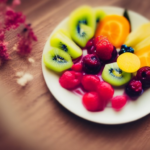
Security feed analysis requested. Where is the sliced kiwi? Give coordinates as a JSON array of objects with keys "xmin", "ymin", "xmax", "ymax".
[
  {"xmin": 43, "ymin": 48, "xmax": 73, "ymax": 73},
  {"xmin": 69, "ymin": 6, "xmax": 96, "ymax": 47},
  {"xmin": 102, "ymin": 62, "xmax": 131, "ymax": 86},
  {"xmin": 58, "ymin": 29, "xmax": 71, "ymax": 39},
  {"xmin": 95, "ymin": 9, "xmax": 107, "ymax": 25},
  {"xmin": 50, "ymin": 29, "xmax": 82, "ymax": 59}
]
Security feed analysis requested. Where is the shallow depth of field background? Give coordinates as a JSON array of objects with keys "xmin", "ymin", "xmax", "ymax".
[{"xmin": 0, "ymin": 0, "xmax": 150, "ymax": 150}]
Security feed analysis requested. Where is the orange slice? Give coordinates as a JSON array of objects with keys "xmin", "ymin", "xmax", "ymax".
[
  {"xmin": 95, "ymin": 15, "xmax": 130, "ymax": 48},
  {"xmin": 117, "ymin": 53, "xmax": 141, "ymax": 73},
  {"xmin": 135, "ymin": 45, "xmax": 150, "ymax": 67}
]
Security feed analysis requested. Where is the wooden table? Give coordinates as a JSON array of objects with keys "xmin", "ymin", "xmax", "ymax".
[{"xmin": 0, "ymin": 0, "xmax": 150, "ymax": 149}]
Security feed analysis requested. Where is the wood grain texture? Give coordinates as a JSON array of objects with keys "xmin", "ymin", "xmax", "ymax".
[{"xmin": 1, "ymin": 0, "xmax": 150, "ymax": 150}]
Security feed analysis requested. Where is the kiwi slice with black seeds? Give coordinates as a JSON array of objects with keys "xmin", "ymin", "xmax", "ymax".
[
  {"xmin": 95, "ymin": 9, "xmax": 107, "ymax": 25},
  {"xmin": 50, "ymin": 29, "xmax": 82, "ymax": 59},
  {"xmin": 102, "ymin": 62, "xmax": 131, "ymax": 86},
  {"xmin": 43, "ymin": 48, "xmax": 73, "ymax": 73},
  {"xmin": 69, "ymin": 6, "xmax": 96, "ymax": 47}
]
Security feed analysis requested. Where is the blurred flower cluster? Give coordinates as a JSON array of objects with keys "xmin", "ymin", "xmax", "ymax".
[{"xmin": 0, "ymin": 0, "xmax": 37, "ymax": 65}]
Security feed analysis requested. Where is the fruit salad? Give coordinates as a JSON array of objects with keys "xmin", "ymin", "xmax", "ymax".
[{"xmin": 43, "ymin": 6, "xmax": 150, "ymax": 112}]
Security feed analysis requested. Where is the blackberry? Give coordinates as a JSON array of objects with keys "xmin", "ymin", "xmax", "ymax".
[
  {"xmin": 119, "ymin": 44, "xmax": 134, "ymax": 55},
  {"xmin": 125, "ymin": 79, "xmax": 143, "ymax": 98},
  {"xmin": 136, "ymin": 67, "xmax": 150, "ymax": 88}
]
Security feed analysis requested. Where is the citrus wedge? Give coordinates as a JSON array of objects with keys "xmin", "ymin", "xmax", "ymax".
[
  {"xmin": 135, "ymin": 46, "xmax": 150, "ymax": 67},
  {"xmin": 95, "ymin": 15, "xmax": 130, "ymax": 48}
]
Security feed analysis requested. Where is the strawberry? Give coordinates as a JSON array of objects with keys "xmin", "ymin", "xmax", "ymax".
[
  {"xmin": 97, "ymin": 82, "xmax": 114, "ymax": 106},
  {"xmin": 71, "ymin": 62, "xmax": 82, "ymax": 72},
  {"xmin": 82, "ymin": 92, "xmax": 103, "ymax": 111},
  {"xmin": 96, "ymin": 38, "xmax": 114, "ymax": 60},
  {"xmin": 81, "ymin": 75, "xmax": 100, "ymax": 91},
  {"xmin": 59, "ymin": 71, "xmax": 82, "ymax": 90},
  {"xmin": 111, "ymin": 96, "xmax": 127, "ymax": 111}
]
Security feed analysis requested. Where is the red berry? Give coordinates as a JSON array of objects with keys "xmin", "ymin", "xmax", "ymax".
[
  {"xmin": 111, "ymin": 96, "xmax": 127, "ymax": 111},
  {"xmin": 136, "ymin": 67, "xmax": 150, "ymax": 88},
  {"xmin": 71, "ymin": 62, "xmax": 82, "ymax": 72},
  {"xmin": 81, "ymin": 75, "xmax": 100, "ymax": 91},
  {"xmin": 96, "ymin": 38, "xmax": 114, "ymax": 60},
  {"xmin": 82, "ymin": 92, "xmax": 103, "ymax": 111},
  {"xmin": 94, "ymin": 35, "xmax": 107, "ymax": 46},
  {"xmin": 97, "ymin": 82, "xmax": 114, "ymax": 106},
  {"xmin": 82, "ymin": 54, "xmax": 101, "ymax": 74},
  {"xmin": 86, "ymin": 38, "xmax": 96, "ymax": 54},
  {"xmin": 59, "ymin": 71, "xmax": 82, "ymax": 90},
  {"xmin": 86, "ymin": 38, "xmax": 94, "ymax": 48},
  {"xmin": 126, "ymin": 79, "xmax": 143, "ymax": 98}
]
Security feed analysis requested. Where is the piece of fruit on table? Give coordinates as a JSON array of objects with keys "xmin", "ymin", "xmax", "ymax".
[
  {"xmin": 136, "ymin": 67, "xmax": 150, "ymax": 88},
  {"xmin": 95, "ymin": 9, "xmax": 107, "ymax": 26},
  {"xmin": 95, "ymin": 36, "xmax": 114, "ymax": 60},
  {"xmin": 50, "ymin": 29, "xmax": 82, "ymax": 59},
  {"xmin": 58, "ymin": 29, "xmax": 71, "ymax": 39},
  {"xmin": 134, "ymin": 36, "xmax": 150, "ymax": 52},
  {"xmin": 95, "ymin": 15, "xmax": 130, "ymax": 48},
  {"xmin": 134, "ymin": 46, "xmax": 150, "ymax": 67},
  {"xmin": 96, "ymin": 82, "xmax": 114, "ymax": 107},
  {"xmin": 117, "ymin": 52, "xmax": 141, "ymax": 73},
  {"xmin": 125, "ymin": 79, "xmax": 143, "ymax": 98},
  {"xmin": 82, "ymin": 54, "xmax": 101, "ymax": 74},
  {"xmin": 82, "ymin": 92, "xmax": 103, "ymax": 111},
  {"xmin": 111, "ymin": 96, "xmax": 127, "ymax": 111},
  {"xmin": 59, "ymin": 71, "xmax": 82, "ymax": 90},
  {"xmin": 102, "ymin": 62, "xmax": 131, "ymax": 86},
  {"xmin": 124, "ymin": 22, "xmax": 150, "ymax": 47},
  {"xmin": 43, "ymin": 48, "xmax": 73, "ymax": 73},
  {"xmin": 68, "ymin": 6, "xmax": 96, "ymax": 47}
]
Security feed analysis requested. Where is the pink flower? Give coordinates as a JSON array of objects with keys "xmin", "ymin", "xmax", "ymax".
[
  {"xmin": 17, "ymin": 24, "xmax": 37, "ymax": 55},
  {"xmin": 0, "ymin": 42, "xmax": 9, "ymax": 64},
  {"xmin": 5, "ymin": 8, "xmax": 26, "ymax": 30},
  {"xmin": 12, "ymin": 0, "xmax": 21, "ymax": 8},
  {"xmin": 0, "ymin": 30, "xmax": 5, "ymax": 41},
  {"xmin": 0, "ymin": 0, "xmax": 8, "ymax": 3}
]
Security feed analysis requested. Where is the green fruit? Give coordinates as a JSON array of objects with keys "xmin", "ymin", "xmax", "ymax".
[
  {"xmin": 69, "ymin": 6, "xmax": 96, "ymax": 47},
  {"xmin": 50, "ymin": 29, "xmax": 82, "ymax": 59},
  {"xmin": 95, "ymin": 9, "xmax": 107, "ymax": 24},
  {"xmin": 43, "ymin": 48, "xmax": 73, "ymax": 73},
  {"xmin": 58, "ymin": 29, "xmax": 71, "ymax": 39},
  {"xmin": 102, "ymin": 62, "xmax": 131, "ymax": 86}
]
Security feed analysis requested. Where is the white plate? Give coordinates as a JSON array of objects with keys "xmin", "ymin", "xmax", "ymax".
[{"xmin": 42, "ymin": 6, "xmax": 150, "ymax": 125}]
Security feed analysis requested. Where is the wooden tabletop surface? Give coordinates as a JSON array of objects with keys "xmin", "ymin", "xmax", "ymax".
[{"xmin": 1, "ymin": 0, "xmax": 150, "ymax": 150}]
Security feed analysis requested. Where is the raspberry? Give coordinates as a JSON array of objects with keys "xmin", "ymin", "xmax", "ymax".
[
  {"xmin": 82, "ymin": 54, "xmax": 101, "ymax": 74},
  {"xmin": 96, "ymin": 38, "xmax": 114, "ymax": 60},
  {"xmin": 96, "ymin": 82, "xmax": 114, "ymax": 106},
  {"xmin": 59, "ymin": 71, "xmax": 82, "ymax": 90},
  {"xmin": 125, "ymin": 79, "xmax": 143, "ymax": 98},
  {"xmin": 136, "ymin": 67, "xmax": 150, "ymax": 88},
  {"xmin": 81, "ymin": 75, "xmax": 100, "ymax": 91},
  {"xmin": 82, "ymin": 92, "xmax": 103, "ymax": 111},
  {"xmin": 71, "ymin": 62, "xmax": 82, "ymax": 72},
  {"xmin": 111, "ymin": 96, "xmax": 127, "ymax": 110}
]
